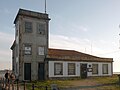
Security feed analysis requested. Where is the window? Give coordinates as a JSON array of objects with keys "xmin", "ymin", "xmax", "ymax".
[
  {"xmin": 38, "ymin": 46, "xmax": 44, "ymax": 55},
  {"xmin": 25, "ymin": 21, "xmax": 32, "ymax": 33},
  {"xmin": 102, "ymin": 64, "xmax": 108, "ymax": 74},
  {"xmin": 54, "ymin": 63, "xmax": 63, "ymax": 75},
  {"xmin": 68, "ymin": 63, "xmax": 75, "ymax": 75},
  {"xmin": 37, "ymin": 23, "xmax": 45, "ymax": 34},
  {"xmin": 92, "ymin": 64, "xmax": 98, "ymax": 74},
  {"xmin": 24, "ymin": 44, "xmax": 32, "ymax": 55}
]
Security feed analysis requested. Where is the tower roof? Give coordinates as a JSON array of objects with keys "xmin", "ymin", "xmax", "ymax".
[{"xmin": 14, "ymin": 8, "xmax": 50, "ymax": 24}]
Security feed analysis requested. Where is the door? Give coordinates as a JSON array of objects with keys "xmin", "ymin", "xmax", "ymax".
[
  {"xmin": 24, "ymin": 63, "xmax": 31, "ymax": 80},
  {"xmin": 38, "ymin": 63, "xmax": 44, "ymax": 80},
  {"xmin": 80, "ymin": 64, "xmax": 87, "ymax": 79}
]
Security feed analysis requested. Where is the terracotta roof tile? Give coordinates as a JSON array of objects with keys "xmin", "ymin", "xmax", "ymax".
[{"xmin": 47, "ymin": 48, "xmax": 113, "ymax": 62}]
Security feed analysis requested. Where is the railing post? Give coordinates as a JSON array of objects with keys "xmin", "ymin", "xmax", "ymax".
[
  {"xmin": 12, "ymin": 80, "xmax": 14, "ymax": 90},
  {"xmin": 45, "ymin": 86, "xmax": 48, "ymax": 90},
  {"xmin": 118, "ymin": 75, "xmax": 120, "ymax": 87},
  {"xmin": 8, "ymin": 80, "xmax": 10, "ymax": 90},
  {"xmin": 3, "ymin": 78, "xmax": 4, "ymax": 88},
  {"xmin": 32, "ymin": 84, "xmax": 34, "ymax": 90},
  {"xmin": 17, "ymin": 79, "xmax": 19, "ymax": 90},
  {"xmin": 23, "ymin": 81, "xmax": 26, "ymax": 90}
]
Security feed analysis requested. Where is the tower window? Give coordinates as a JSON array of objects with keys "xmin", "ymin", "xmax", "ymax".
[
  {"xmin": 24, "ymin": 44, "xmax": 32, "ymax": 55},
  {"xmin": 37, "ymin": 23, "xmax": 45, "ymax": 35},
  {"xmin": 38, "ymin": 46, "xmax": 44, "ymax": 55},
  {"xmin": 25, "ymin": 21, "xmax": 32, "ymax": 33}
]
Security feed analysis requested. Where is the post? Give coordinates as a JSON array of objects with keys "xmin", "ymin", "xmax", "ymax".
[
  {"xmin": 3, "ymin": 78, "xmax": 4, "ymax": 88},
  {"xmin": 23, "ymin": 81, "xmax": 26, "ymax": 90},
  {"xmin": 17, "ymin": 79, "xmax": 19, "ymax": 90},
  {"xmin": 45, "ymin": 86, "xmax": 48, "ymax": 90},
  {"xmin": 45, "ymin": 0, "xmax": 46, "ymax": 13},
  {"xmin": 118, "ymin": 74, "xmax": 120, "ymax": 87},
  {"xmin": 8, "ymin": 80, "xmax": 10, "ymax": 90},
  {"xmin": 12, "ymin": 81, "xmax": 14, "ymax": 90},
  {"xmin": 32, "ymin": 84, "xmax": 34, "ymax": 90}
]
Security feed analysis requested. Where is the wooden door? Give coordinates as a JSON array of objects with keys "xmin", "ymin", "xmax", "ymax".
[
  {"xmin": 38, "ymin": 63, "xmax": 45, "ymax": 80},
  {"xmin": 24, "ymin": 63, "xmax": 31, "ymax": 80},
  {"xmin": 80, "ymin": 64, "xmax": 87, "ymax": 79}
]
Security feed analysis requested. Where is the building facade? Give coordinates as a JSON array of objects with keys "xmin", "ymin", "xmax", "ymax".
[
  {"xmin": 47, "ymin": 49, "xmax": 113, "ymax": 79},
  {"xmin": 11, "ymin": 9, "xmax": 50, "ymax": 81},
  {"xmin": 11, "ymin": 9, "xmax": 113, "ymax": 81}
]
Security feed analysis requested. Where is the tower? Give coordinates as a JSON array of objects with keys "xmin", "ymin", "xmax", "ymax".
[{"xmin": 11, "ymin": 9, "xmax": 50, "ymax": 81}]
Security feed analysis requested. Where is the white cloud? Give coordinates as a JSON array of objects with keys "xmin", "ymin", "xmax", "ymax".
[
  {"xmin": 0, "ymin": 32, "xmax": 14, "ymax": 42},
  {"xmin": 0, "ymin": 61, "xmax": 11, "ymax": 70},
  {"xmin": 0, "ymin": 32, "xmax": 14, "ymax": 70},
  {"xmin": 49, "ymin": 34, "xmax": 120, "ymax": 57},
  {"xmin": 4, "ymin": 8, "xmax": 10, "ymax": 14},
  {"xmin": 49, "ymin": 34, "xmax": 103, "ymax": 54},
  {"xmin": 49, "ymin": 34, "xmax": 120, "ymax": 72},
  {"xmin": 0, "ymin": 8, "xmax": 11, "ymax": 14},
  {"xmin": 51, "ymin": 15, "xmax": 88, "ymax": 33},
  {"xmin": 71, "ymin": 24, "xmax": 88, "ymax": 32}
]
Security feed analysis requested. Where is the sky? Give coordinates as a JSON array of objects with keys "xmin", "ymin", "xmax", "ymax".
[{"xmin": 0, "ymin": 0, "xmax": 120, "ymax": 72}]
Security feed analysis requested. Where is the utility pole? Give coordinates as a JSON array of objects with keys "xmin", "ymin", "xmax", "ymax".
[{"xmin": 45, "ymin": 0, "xmax": 46, "ymax": 13}]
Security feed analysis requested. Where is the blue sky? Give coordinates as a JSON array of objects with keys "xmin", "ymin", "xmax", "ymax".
[{"xmin": 0, "ymin": 0, "xmax": 120, "ymax": 72}]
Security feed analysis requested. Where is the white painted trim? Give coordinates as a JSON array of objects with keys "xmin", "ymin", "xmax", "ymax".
[{"xmin": 48, "ymin": 61, "xmax": 112, "ymax": 78}]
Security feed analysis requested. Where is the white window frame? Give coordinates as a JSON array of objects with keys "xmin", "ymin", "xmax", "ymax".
[
  {"xmin": 24, "ymin": 44, "xmax": 32, "ymax": 55},
  {"xmin": 102, "ymin": 64, "xmax": 108, "ymax": 74},
  {"xmin": 54, "ymin": 63, "xmax": 63, "ymax": 75},
  {"xmin": 38, "ymin": 46, "xmax": 44, "ymax": 55},
  {"xmin": 25, "ymin": 21, "xmax": 32, "ymax": 33},
  {"xmin": 92, "ymin": 64, "xmax": 98, "ymax": 74},
  {"xmin": 68, "ymin": 63, "xmax": 75, "ymax": 75},
  {"xmin": 37, "ymin": 23, "xmax": 45, "ymax": 35}
]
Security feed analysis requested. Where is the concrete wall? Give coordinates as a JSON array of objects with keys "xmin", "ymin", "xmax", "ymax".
[
  {"xmin": 48, "ymin": 61, "xmax": 112, "ymax": 78},
  {"xmin": 13, "ymin": 9, "xmax": 50, "ymax": 81}
]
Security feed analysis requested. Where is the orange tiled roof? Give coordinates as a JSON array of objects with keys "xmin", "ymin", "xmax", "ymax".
[{"xmin": 47, "ymin": 48, "xmax": 113, "ymax": 62}]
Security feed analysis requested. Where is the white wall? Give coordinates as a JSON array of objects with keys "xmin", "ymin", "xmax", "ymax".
[{"xmin": 48, "ymin": 61, "xmax": 112, "ymax": 78}]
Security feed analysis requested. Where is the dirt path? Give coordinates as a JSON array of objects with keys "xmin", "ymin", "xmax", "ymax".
[
  {"xmin": 69, "ymin": 78, "xmax": 97, "ymax": 87},
  {"xmin": 63, "ymin": 78, "xmax": 100, "ymax": 90}
]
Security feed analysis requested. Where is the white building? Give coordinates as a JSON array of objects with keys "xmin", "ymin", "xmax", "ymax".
[
  {"xmin": 47, "ymin": 48, "xmax": 113, "ymax": 79},
  {"xmin": 11, "ymin": 9, "xmax": 113, "ymax": 81}
]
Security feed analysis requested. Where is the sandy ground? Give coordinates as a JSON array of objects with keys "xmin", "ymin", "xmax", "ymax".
[
  {"xmin": 64, "ymin": 78, "xmax": 102, "ymax": 90},
  {"xmin": 69, "ymin": 79, "xmax": 97, "ymax": 86}
]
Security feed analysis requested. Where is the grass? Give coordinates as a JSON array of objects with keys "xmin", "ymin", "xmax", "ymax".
[
  {"xmin": 26, "ymin": 80, "xmax": 71, "ymax": 90},
  {"xmin": 25, "ymin": 75, "xmax": 120, "ymax": 90},
  {"xmin": 92, "ymin": 75, "xmax": 118, "ymax": 84}
]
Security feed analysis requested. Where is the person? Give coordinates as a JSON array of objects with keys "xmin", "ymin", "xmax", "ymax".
[
  {"xmin": 4, "ymin": 70, "xmax": 10, "ymax": 84},
  {"xmin": 10, "ymin": 73, "xmax": 15, "ymax": 82},
  {"xmin": 10, "ymin": 72, "xmax": 16, "ymax": 89}
]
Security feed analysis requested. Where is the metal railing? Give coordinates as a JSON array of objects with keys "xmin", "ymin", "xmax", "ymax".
[
  {"xmin": 0, "ymin": 75, "xmax": 120, "ymax": 90},
  {"xmin": 0, "ymin": 78, "xmax": 26, "ymax": 90}
]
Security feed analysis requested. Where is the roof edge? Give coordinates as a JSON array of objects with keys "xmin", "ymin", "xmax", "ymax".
[{"xmin": 14, "ymin": 8, "xmax": 51, "ymax": 24}]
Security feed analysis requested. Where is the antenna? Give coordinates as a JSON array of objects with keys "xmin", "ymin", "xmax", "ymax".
[
  {"xmin": 115, "ymin": 25, "xmax": 120, "ymax": 50},
  {"xmin": 119, "ymin": 34, "xmax": 120, "ymax": 49},
  {"xmin": 91, "ymin": 42, "xmax": 92, "ymax": 54},
  {"xmin": 45, "ymin": 0, "xmax": 46, "ymax": 13}
]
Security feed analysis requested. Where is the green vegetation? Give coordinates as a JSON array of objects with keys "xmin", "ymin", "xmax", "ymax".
[
  {"xmin": 26, "ymin": 80, "xmax": 71, "ymax": 90},
  {"xmin": 26, "ymin": 75, "xmax": 120, "ymax": 90}
]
